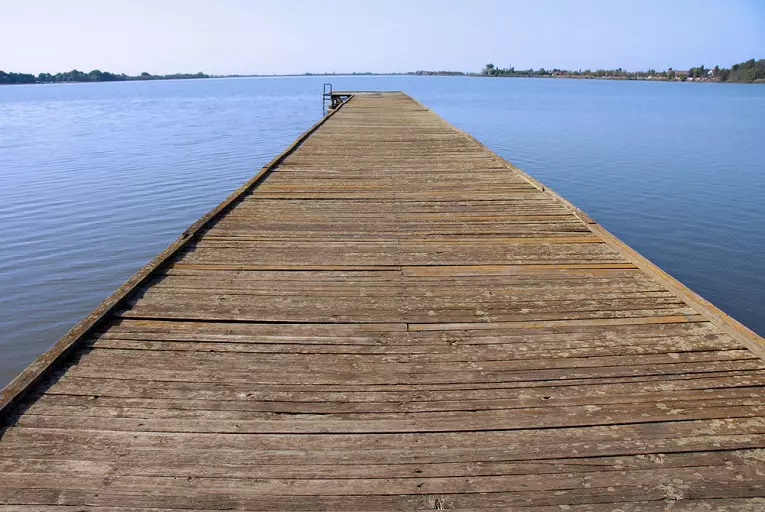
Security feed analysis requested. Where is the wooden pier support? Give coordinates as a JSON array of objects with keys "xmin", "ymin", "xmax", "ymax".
[{"xmin": 1, "ymin": 91, "xmax": 765, "ymax": 509}]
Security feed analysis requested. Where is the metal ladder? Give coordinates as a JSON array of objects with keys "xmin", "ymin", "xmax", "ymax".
[{"xmin": 322, "ymin": 83, "xmax": 333, "ymax": 114}]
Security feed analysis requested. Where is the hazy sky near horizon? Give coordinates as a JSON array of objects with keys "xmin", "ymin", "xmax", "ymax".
[{"xmin": 3, "ymin": 0, "xmax": 764, "ymax": 75}]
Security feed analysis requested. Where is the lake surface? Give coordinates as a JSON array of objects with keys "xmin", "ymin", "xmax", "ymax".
[{"xmin": 1, "ymin": 76, "xmax": 764, "ymax": 387}]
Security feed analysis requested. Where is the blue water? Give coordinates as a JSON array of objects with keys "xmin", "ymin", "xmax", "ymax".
[{"xmin": 1, "ymin": 76, "xmax": 764, "ymax": 387}]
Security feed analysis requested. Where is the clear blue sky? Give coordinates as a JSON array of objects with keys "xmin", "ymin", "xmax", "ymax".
[{"xmin": 3, "ymin": 0, "xmax": 764, "ymax": 75}]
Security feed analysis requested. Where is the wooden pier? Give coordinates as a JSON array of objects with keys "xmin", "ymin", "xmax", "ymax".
[{"xmin": 2, "ymin": 91, "xmax": 765, "ymax": 510}]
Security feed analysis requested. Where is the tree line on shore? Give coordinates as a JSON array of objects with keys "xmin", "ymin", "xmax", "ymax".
[
  {"xmin": 481, "ymin": 58, "xmax": 765, "ymax": 83},
  {"xmin": 3, "ymin": 59, "xmax": 763, "ymax": 85},
  {"xmin": 0, "ymin": 69, "xmax": 210, "ymax": 85}
]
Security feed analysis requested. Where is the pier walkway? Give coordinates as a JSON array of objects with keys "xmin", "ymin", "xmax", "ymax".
[{"xmin": 2, "ymin": 92, "xmax": 765, "ymax": 510}]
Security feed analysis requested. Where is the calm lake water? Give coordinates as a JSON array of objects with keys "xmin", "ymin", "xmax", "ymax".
[{"xmin": 1, "ymin": 76, "xmax": 764, "ymax": 387}]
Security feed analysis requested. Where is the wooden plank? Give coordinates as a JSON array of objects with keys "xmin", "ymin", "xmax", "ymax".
[
  {"xmin": 0, "ymin": 465, "xmax": 762, "ymax": 498},
  {"xmin": 0, "ymin": 450, "xmax": 758, "ymax": 480},
  {"xmin": 409, "ymin": 315, "xmax": 708, "ymax": 331},
  {"xmin": 5, "ymin": 416, "xmax": 765, "ymax": 454},
  {"xmin": 22, "ymin": 387, "xmax": 765, "ymax": 416},
  {"xmin": 62, "ymin": 358, "xmax": 764, "ymax": 387},
  {"xmin": 1, "ymin": 499, "xmax": 764, "ymax": 511},
  {"xmin": 41, "ymin": 371, "xmax": 765, "ymax": 404}
]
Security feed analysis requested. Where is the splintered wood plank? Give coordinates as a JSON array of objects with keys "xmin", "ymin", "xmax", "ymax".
[{"xmin": 1, "ymin": 91, "xmax": 764, "ymax": 509}]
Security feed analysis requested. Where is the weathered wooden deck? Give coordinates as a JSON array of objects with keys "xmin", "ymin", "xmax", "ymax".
[{"xmin": 2, "ymin": 91, "xmax": 765, "ymax": 510}]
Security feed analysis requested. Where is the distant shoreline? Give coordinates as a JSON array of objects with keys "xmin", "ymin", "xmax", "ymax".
[
  {"xmin": 2, "ymin": 59, "xmax": 763, "ymax": 85},
  {"xmin": 477, "ymin": 59, "xmax": 764, "ymax": 84},
  {"xmin": 0, "ymin": 70, "xmax": 210, "ymax": 86},
  {"xmin": 4, "ymin": 73, "xmax": 763, "ymax": 86},
  {"xmin": 476, "ymin": 74, "xmax": 763, "ymax": 84},
  {"xmin": 231, "ymin": 73, "xmax": 763, "ymax": 84},
  {"xmin": 4, "ymin": 73, "xmax": 762, "ymax": 84}
]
